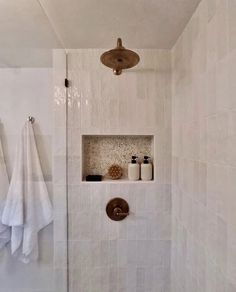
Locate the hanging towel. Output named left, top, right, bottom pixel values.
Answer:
left=2, top=121, right=53, bottom=263
left=0, top=133, right=10, bottom=249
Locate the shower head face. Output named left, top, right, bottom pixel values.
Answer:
left=100, top=38, right=140, bottom=75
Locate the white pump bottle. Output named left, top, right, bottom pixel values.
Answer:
left=128, top=156, right=140, bottom=181
left=141, top=156, right=152, bottom=181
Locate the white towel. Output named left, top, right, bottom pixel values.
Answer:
left=2, top=121, right=53, bottom=263
left=0, top=134, right=10, bottom=249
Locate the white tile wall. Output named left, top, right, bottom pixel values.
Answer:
left=171, top=0, right=236, bottom=291
left=65, top=49, right=172, bottom=292
left=0, top=67, right=53, bottom=292
left=0, top=68, right=53, bottom=179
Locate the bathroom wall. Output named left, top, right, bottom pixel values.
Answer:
left=57, top=49, right=173, bottom=291
left=171, top=0, right=236, bottom=291
left=0, top=67, right=54, bottom=292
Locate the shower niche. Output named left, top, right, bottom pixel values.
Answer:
left=82, top=134, right=155, bottom=182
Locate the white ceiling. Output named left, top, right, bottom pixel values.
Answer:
left=0, top=0, right=61, bottom=49
left=0, top=0, right=61, bottom=67
left=38, top=0, right=201, bottom=49
left=0, top=0, right=201, bottom=66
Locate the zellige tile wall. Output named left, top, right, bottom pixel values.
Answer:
left=171, top=0, right=236, bottom=291
left=66, top=49, right=172, bottom=292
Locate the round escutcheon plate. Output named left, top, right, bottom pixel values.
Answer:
left=106, top=197, right=129, bottom=221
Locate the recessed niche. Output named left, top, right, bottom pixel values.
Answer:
left=82, top=135, right=154, bottom=182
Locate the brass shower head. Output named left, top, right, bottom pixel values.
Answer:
left=100, top=38, right=140, bottom=75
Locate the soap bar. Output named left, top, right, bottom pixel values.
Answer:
left=86, top=175, right=102, bottom=181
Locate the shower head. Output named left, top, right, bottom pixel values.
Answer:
left=100, top=38, right=140, bottom=75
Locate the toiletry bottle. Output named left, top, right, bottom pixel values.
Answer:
left=141, top=156, right=152, bottom=180
left=128, top=156, right=140, bottom=181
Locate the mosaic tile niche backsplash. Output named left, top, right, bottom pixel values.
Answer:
left=82, top=135, right=153, bottom=179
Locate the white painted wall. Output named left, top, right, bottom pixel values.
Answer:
left=0, top=67, right=54, bottom=292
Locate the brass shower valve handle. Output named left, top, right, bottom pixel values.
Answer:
left=106, top=198, right=130, bottom=221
